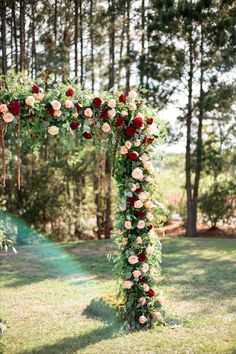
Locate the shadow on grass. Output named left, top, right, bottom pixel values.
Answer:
left=18, top=299, right=123, bottom=354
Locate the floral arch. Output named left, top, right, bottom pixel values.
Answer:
left=0, top=73, right=165, bottom=331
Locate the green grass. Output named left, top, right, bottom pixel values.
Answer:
left=0, top=238, right=236, bottom=354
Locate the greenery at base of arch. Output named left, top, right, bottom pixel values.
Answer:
left=0, top=71, right=166, bottom=331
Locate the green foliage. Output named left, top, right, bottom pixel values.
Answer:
left=199, top=179, right=236, bottom=227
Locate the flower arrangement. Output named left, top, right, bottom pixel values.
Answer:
left=0, top=72, right=166, bottom=331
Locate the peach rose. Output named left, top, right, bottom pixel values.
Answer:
left=134, top=139, right=141, bottom=147
left=48, top=126, right=59, bottom=136
left=34, top=93, right=44, bottom=101
left=123, top=280, right=134, bottom=289
left=72, top=113, right=79, bottom=118
left=134, top=200, right=143, bottom=209
left=146, top=245, right=154, bottom=255
left=51, top=100, right=61, bottom=110
left=128, top=90, right=138, bottom=100
left=143, top=283, right=150, bottom=292
left=102, top=123, right=111, bottom=133
left=139, top=315, right=147, bottom=324
left=125, top=221, right=132, bottom=229
left=53, top=110, right=62, bottom=117
left=128, top=103, right=136, bottom=111
left=132, top=270, right=141, bottom=278
left=3, top=112, right=14, bottom=123
left=145, top=201, right=154, bottom=209
left=156, top=295, right=164, bottom=306
left=107, top=108, right=116, bottom=118
left=0, top=104, right=8, bottom=113
left=107, top=98, right=116, bottom=108
left=146, top=176, right=153, bottom=184
left=64, top=99, right=73, bottom=109
left=128, top=255, right=138, bottom=265
left=152, top=311, right=163, bottom=321
left=139, top=192, right=150, bottom=202
left=139, top=297, right=146, bottom=305
left=136, top=236, right=142, bottom=244
left=131, top=183, right=137, bottom=192
left=141, top=153, right=151, bottom=161
left=146, top=212, right=154, bottom=221
left=131, top=168, right=143, bottom=181
left=121, top=237, right=128, bottom=246
left=25, top=95, right=35, bottom=107
left=142, top=263, right=149, bottom=273
left=120, top=146, right=128, bottom=155
left=84, top=108, right=93, bottom=117
left=125, top=141, right=132, bottom=149
left=137, top=220, right=145, bottom=229
left=87, top=117, right=94, bottom=125
left=144, top=161, right=155, bottom=174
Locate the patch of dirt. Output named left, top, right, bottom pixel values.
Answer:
left=69, top=242, right=117, bottom=256
left=158, top=221, right=236, bottom=239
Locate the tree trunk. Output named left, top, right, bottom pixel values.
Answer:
left=118, top=12, right=125, bottom=85
left=90, top=0, right=95, bottom=92
left=19, top=0, right=26, bottom=72
left=1, top=0, right=7, bottom=75
left=12, top=2, right=18, bottom=72
left=125, top=0, right=131, bottom=92
left=105, top=153, right=112, bottom=239
left=74, top=0, right=78, bottom=80
left=140, top=0, right=145, bottom=87
left=108, top=0, right=115, bottom=90
left=185, top=26, right=196, bottom=237
left=31, top=2, right=37, bottom=76
left=79, top=0, right=83, bottom=87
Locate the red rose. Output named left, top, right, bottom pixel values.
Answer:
left=83, top=132, right=92, bottom=139
left=116, top=117, right=124, bottom=126
left=126, top=127, right=136, bottom=137
left=148, top=289, right=155, bottom=297
left=75, top=103, right=82, bottom=112
left=133, top=116, right=143, bottom=129
left=138, top=252, right=146, bottom=262
left=66, top=88, right=75, bottom=97
left=101, top=109, right=109, bottom=120
left=147, top=225, right=153, bottom=231
left=148, top=137, right=154, bottom=144
left=138, top=276, right=146, bottom=283
left=127, top=151, right=139, bottom=161
left=128, top=196, right=137, bottom=206
left=141, top=136, right=147, bottom=144
left=147, top=117, right=153, bottom=125
left=136, top=211, right=145, bottom=219
left=70, top=121, right=80, bottom=130
left=135, top=185, right=143, bottom=193
left=9, top=101, right=21, bottom=115
left=32, top=84, right=39, bottom=94
left=119, top=93, right=127, bottom=104
left=93, top=97, right=102, bottom=108
left=47, top=107, right=54, bottom=116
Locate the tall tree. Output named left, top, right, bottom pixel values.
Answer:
left=19, top=0, right=26, bottom=71
left=1, top=0, right=7, bottom=74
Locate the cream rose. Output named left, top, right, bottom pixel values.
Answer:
left=123, top=280, right=134, bottom=289
left=139, top=297, right=146, bottom=305
left=156, top=295, right=164, bottom=306
left=120, top=146, right=128, bottom=155
left=145, top=201, right=154, bottom=209
left=146, top=245, right=154, bottom=255
left=152, top=311, right=163, bottom=321
left=51, top=100, right=61, bottom=110
left=142, top=263, right=149, bottom=273
left=120, top=110, right=128, bottom=118
left=146, top=212, right=154, bottom=221
left=107, top=98, right=116, bottom=108
left=84, top=108, right=93, bottom=117
left=128, top=103, right=136, bottom=111
left=121, top=237, right=128, bottom=246
left=72, top=113, right=79, bottom=118
left=136, top=236, right=142, bottom=244
left=34, top=93, right=44, bottom=101
left=131, top=183, right=137, bottom=192
left=139, top=192, right=150, bottom=202
left=125, top=221, right=132, bottom=229
left=134, top=200, right=143, bottom=209
left=0, top=104, right=8, bottom=113
left=134, top=139, right=141, bottom=147
left=132, top=168, right=143, bottom=181
left=3, top=112, right=14, bottom=123
left=128, top=90, right=138, bottom=100
left=125, top=141, right=132, bottom=149
left=139, top=315, right=148, bottom=324
left=48, top=126, right=59, bottom=136
left=128, top=255, right=138, bottom=265
left=143, top=283, right=150, bottom=292
left=25, top=95, right=35, bottom=107
left=132, top=270, right=141, bottom=278
left=102, top=123, right=110, bottom=133
left=137, top=220, right=145, bottom=229
left=108, top=108, right=116, bottom=118
left=146, top=176, right=153, bottom=184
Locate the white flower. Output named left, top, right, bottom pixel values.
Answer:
left=146, top=212, right=154, bottom=221
left=134, top=200, right=143, bottom=209
left=48, top=126, right=59, bottom=136
left=139, top=192, right=150, bottom=202
left=108, top=108, right=116, bottom=117
left=128, top=103, right=136, bottom=111
left=102, top=123, right=111, bottom=133
left=125, top=221, right=132, bottom=229
left=107, top=98, right=116, bottom=108
left=2, top=113, right=14, bottom=123
left=142, top=263, right=149, bottom=273
left=143, top=283, right=150, bottom=292
left=134, top=139, right=141, bottom=147
left=146, top=245, right=154, bottom=255
left=132, top=270, right=141, bottom=278
left=128, top=255, right=139, bottom=264
left=137, top=220, right=145, bottom=229
left=136, top=236, right=142, bottom=244
left=120, top=146, right=128, bottom=155
left=128, top=90, right=138, bottom=100
left=132, top=168, right=143, bottom=180
left=25, top=96, right=35, bottom=107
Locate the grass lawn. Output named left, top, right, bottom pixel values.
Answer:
left=0, top=237, right=236, bottom=354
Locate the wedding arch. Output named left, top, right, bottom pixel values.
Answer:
left=0, top=73, right=165, bottom=331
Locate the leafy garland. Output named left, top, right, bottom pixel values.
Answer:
left=0, top=72, right=166, bottom=331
